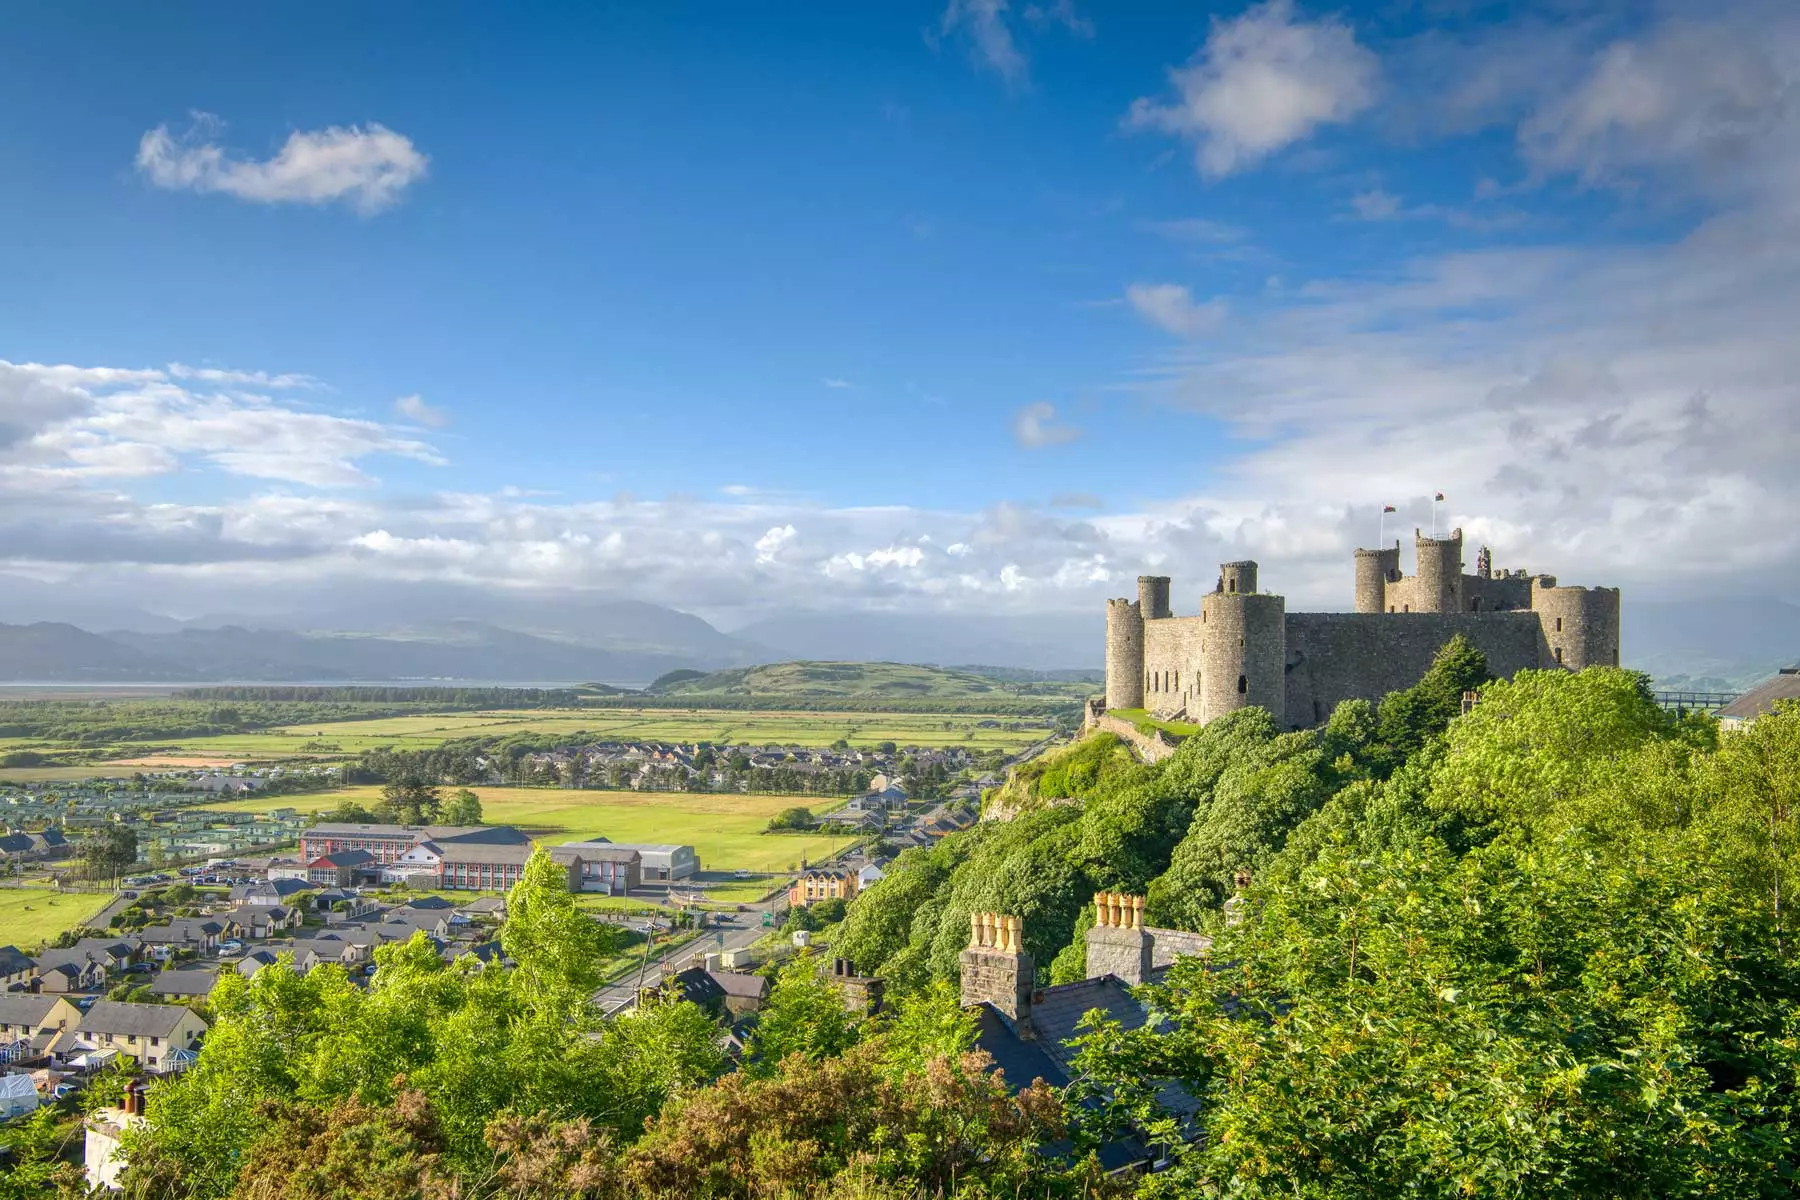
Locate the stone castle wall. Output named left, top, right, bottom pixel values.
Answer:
left=1143, top=614, right=1204, bottom=717
left=1199, top=591, right=1286, bottom=725
left=1281, top=611, right=1542, bottom=728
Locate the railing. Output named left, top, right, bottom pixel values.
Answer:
left=1652, top=690, right=1740, bottom=713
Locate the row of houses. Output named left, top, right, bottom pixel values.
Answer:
left=0, top=995, right=207, bottom=1072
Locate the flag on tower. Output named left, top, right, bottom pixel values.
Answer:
left=1382, top=505, right=1396, bottom=513
left=1435, top=492, right=1445, bottom=501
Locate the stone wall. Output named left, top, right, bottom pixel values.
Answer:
left=1087, top=713, right=1182, bottom=763
left=1143, top=614, right=1204, bottom=718
left=1199, top=591, right=1286, bottom=725
left=1104, top=599, right=1144, bottom=710
left=1534, top=582, right=1622, bottom=671
left=1282, top=611, right=1543, bottom=728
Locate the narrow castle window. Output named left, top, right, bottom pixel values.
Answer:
left=1555, top=616, right=1564, bottom=632
left=1237, top=674, right=1247, bottom=695
left=1470, top=597, right=1481, bottom=612
left=1228, top=579, right=1236, bottom=593
left=1555, top=647, right=1564, bottom=665
left=1389, top=605, right=1395, bottom=613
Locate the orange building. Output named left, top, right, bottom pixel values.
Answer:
left=788, top=869, right=859, bottom=908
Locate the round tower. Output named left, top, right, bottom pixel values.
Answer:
left=1216, top=561, right=1258, bottom=595
left=1413, top=528, right=1464, bottom=613
left=1105, top=598, right=1145, bottom=710
left=1533, top=583, right=1622, bottom=671
left=1353, top=544, right=1400, bottom=614
left=1137, top=576, right=1172, bottom=620
left=1199, top=564, right=1285, bottom=725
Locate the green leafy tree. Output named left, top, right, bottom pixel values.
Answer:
left=443, top=787, right=483, bottom=825
left=1703, top=699, right=1800, bottom=944
left=746, top=953, right=861, bottom=1071
left=375, top=774, right=443, bottom=825
left=85, top=822, right=138, bottom=882
left=318, top=799, right=377, bottom=824
left=766, top=805, right=813, bottom=831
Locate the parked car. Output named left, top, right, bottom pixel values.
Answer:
left=733, top=869, right=751, bottom=879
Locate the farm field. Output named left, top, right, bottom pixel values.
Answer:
left=34, top=707, right=1052, bottom=767
left=200, top=786, right=860, bottom=873
left=0, top=888, right=111, bottom=951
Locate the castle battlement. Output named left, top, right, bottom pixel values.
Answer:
left=1103, top=535, right=1620, bottom=730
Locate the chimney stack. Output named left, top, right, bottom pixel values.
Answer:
left=1084, top=891, right=1154, bottom=984
left=959, top=911, right=1034, bottom=1032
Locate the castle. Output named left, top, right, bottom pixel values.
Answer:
left=1101, top=528, right=1621, bottom=730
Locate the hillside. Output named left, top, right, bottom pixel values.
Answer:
left=649, top=660, right=1092, bottom=701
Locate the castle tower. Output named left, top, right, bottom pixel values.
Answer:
left=1084, top=891, right=1152, bottom=985
left=1104, top=599, right=1145, bottom=711
left=961, top=912, right=1033, bottom=1029
left=1413, top=528, right=1465, bottom=613
left=1533, top=581, right=1622, bottom=671
left=1199, top=561, right=1286, bottom=725
left=1353, top=543, right=1400, bottom=614
left=1216, top=561, right=1258, bottom=595
left=1137, top=575, right=1172, bottom=620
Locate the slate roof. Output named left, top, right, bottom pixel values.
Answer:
left=150, top=965, right=221, bottom=997
left=78, top=999, right=199, bottom=1039
left=311, top=849, right=375, bottom=868
left=708, top=970, right=770, bottom=1001
left=1148, top=927, right=1213, bottom=971
left=237, top=950, right=282, bottom=977
left=403, top=895, right=456, bottom=910
left=1717, top=668, right=1800, bottom=723
left=0, top=995, right=65, bottom=1026
left=427, top=839, right=535, bottom=865
left=0, top=946, right=36, bottom=975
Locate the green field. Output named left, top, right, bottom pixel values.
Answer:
left=201, top=786, right=860, bottom=873
left=658, top=661, right=1092, bottom=701
left=0, top=888, right=110, bottom=951
left=70, top=706, right=1050, bottom=765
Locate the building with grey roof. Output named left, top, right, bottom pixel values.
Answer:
left=1716, top=667, right=1800, bottom=730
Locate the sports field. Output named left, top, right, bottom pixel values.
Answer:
left=111, top=707, right=1044, bottom=761
left=200, top=786, right=862, bottom=873
left=0, top=888, right=111, bottom=951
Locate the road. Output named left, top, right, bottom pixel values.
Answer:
left=593, top=885, right=791, bottom=1014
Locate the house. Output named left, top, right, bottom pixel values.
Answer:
left=957, top=897, right=1210, bottom=1169
left=236, top=950, right=282, bottom=979
left=857, top=862, right=886, bottom=888
left=75, top=1000, right=209, bottom=1070
left=288, top=938, right=365, bottom=971
left=149, top=964, right=220, bottom=1001
left=66, top=938, right=144, bottom=973
left=0, top=994, right=83, bottom=1057
left=35, top=959, right=104, bottom=994
left=223, top=905, right=296, bottom=940
left=549, top=842, right=641, bottom=894
left=306, top=848, right=381, bottom=888
left=230, top=877, right=312, bottom=906
left=847, top=784, right=908, bottom=814
left=603, top=843, right=698, bottom=881
left=139, top=919, right=224, bottom=957
left=1716, top=667, right=1800, bottom=729
left=788, top=869, right=858, bottom=908
left=0, top=1072, right=38, bottom=1119
left=0, top=945, right=38, bottom=991
left=0, top=829, right=71, bottom=863
left=457, top=896, right=507, bottom=922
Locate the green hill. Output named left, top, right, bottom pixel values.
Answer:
left=649, top=660, right=1089, bottom=701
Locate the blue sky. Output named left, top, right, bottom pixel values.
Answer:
left=2, top=0, right=1798, bottom=622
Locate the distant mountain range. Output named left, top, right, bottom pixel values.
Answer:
left=0, top=588, right=1791, bottom=689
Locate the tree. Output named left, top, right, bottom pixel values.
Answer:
left=443, top=788, right=483, bottom=825
left=1704, top=699, right=1800, bottom=945
left=376, top=775, right=443, bottom=825
left=85, top=823, right=137, bottom=882
left=766, top=805, right=812, bottom=831
left=746, top=953, right=860, bottom=1071
left=319, top=799, right=377, bottom=824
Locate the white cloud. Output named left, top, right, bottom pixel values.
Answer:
left=1012, top=401, right=1082, bottom=449
left=1127, top=0, right=1379, bottom=177
left=939, top=0, right=1029, bottom=85
left=166, top=363, right=318, bottom=388
left=136, top=114, right=428, bottom=214
left=0, top=360, right=444, bottom=488
left=394, top=394, right=450, bottom=428
left=1024, top=0, right=1092, bottom=39
left=1126, top=283, right=1227, bottom=338
left=821, top=377, right=855, bottom=389
left=754, top=524, right=798, bottom=564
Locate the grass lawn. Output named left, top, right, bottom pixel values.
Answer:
left=201, top=786, right=860, bottom=873
left=1106, top=708, right=1201, bottom=738
left=0, top=888, right=111, bottom=951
